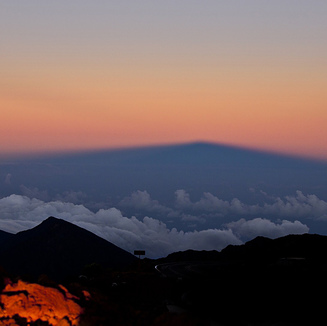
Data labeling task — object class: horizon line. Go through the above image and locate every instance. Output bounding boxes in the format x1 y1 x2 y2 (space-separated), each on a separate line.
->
1 140 327 164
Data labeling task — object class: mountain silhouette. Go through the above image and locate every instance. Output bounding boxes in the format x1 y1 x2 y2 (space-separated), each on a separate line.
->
220 233 327 263
157 233 327 268
0 217 136 280
0 230 13 246
155 234 327 324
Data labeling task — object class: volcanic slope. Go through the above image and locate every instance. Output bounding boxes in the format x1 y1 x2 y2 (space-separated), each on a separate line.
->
0 230 13 245
0 216 136 280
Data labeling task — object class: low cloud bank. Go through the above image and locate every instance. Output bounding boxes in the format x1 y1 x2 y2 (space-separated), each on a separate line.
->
117 189 327 227
0 194 309 257
226 218 309 240
173 189 327 219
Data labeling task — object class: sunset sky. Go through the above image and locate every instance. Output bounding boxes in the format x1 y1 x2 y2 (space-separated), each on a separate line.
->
1 1 327 160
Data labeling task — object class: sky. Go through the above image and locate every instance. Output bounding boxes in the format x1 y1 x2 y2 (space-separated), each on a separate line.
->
1 1 327 160
1 2 327 258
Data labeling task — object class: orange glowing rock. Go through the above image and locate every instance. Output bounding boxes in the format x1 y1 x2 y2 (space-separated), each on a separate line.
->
81 290 91 301
0 280 83 326
0 319 19 326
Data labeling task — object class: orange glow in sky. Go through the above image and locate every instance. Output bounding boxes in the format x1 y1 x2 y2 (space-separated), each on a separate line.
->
1 2 327 160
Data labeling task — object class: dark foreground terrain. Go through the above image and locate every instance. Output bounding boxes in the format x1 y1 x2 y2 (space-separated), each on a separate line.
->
1 218 327 325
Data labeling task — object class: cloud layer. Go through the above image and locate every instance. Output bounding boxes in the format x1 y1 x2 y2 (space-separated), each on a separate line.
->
173 189 327 219
0 194 310 257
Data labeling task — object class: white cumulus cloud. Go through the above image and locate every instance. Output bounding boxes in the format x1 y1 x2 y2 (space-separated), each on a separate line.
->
174 190 327 220
226 218 309 240
119 190 171 214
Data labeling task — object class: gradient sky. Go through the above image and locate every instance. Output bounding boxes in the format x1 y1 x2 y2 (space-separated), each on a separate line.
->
1 1 327 159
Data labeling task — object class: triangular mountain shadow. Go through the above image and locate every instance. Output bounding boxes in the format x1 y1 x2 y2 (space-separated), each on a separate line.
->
0 217 136 280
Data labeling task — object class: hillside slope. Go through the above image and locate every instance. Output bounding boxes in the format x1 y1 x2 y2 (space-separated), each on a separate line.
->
0 216 136 280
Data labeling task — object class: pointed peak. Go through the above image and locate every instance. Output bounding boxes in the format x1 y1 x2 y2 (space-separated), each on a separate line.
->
37 216 72 229
40 216 62 225
44 216 60 222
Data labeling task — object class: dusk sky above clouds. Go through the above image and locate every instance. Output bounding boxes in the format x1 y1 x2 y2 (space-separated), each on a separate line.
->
1 1 327 159
1 2 327 257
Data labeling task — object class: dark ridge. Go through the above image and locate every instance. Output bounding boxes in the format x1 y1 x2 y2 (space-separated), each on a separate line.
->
220 233 327 263
156 233 327 272
0 216 136 280
0 230 14 246
155 249 221 264
154 233 327 324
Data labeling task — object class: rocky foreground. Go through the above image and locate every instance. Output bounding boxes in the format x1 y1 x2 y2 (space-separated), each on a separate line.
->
0 280 83 326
